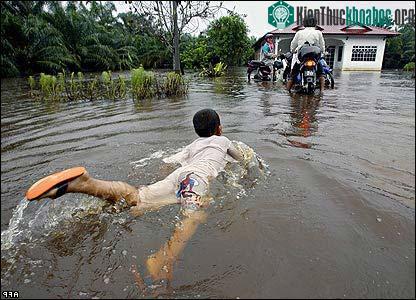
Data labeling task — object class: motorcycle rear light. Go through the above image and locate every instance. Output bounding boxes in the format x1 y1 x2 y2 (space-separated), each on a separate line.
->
305 60 315 67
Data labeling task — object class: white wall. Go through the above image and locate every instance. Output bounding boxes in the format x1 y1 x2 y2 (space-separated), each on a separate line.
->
324 38 345 70
341 36 386 71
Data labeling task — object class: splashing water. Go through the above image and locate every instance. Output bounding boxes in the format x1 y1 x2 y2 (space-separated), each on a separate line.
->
1 195 106 254
130 150 167 168
1 198 29 251
1 195 108 281
210 141 269 201
1 142 266 253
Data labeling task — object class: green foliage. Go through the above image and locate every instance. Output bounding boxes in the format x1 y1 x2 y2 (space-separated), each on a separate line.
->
403 62 415 71
1 1 172 77
28 75 36 97
206 14 253 66
99 71 127 100
2 2 255 77
135 35 171 69
181 14 254 70
200 62 228 77
214 62 227 75
383 23 415 69
28 67 189 101
131 67 157 99
181 35 211 69
86 76 100 100
117 75 127 98
101 71 111 84
163 72 188 97
67 72 82 100
28 76 36 90
39 73 64 101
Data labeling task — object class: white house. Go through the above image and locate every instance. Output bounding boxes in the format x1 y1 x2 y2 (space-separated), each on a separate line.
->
254 23 399 71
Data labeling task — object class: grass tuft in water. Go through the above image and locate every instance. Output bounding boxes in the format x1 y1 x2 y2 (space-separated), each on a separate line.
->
39 73 64 101
131 67 157 99
27 67 188 101
200 62 227 78
163 72 188 97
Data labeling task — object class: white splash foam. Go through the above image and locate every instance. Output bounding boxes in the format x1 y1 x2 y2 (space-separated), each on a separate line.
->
218 141 269 196
130 150 166 168
1 198 29 251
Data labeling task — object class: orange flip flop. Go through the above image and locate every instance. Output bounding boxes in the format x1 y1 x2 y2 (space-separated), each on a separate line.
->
26 167 86 201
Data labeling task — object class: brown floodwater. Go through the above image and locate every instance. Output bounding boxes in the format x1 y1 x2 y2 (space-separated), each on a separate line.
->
1 69 415 299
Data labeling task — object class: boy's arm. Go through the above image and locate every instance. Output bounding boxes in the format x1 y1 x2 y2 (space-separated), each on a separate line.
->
227 144 244 161
163 146 190 165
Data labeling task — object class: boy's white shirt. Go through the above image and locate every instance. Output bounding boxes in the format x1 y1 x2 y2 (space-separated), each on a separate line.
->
163 135 237 183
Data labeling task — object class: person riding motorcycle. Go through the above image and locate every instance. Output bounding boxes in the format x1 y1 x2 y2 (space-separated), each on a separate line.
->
286 16 326 93
262 33 277 70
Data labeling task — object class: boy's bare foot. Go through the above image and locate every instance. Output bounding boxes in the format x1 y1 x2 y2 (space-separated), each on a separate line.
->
146 253 173 281
131 263 172 297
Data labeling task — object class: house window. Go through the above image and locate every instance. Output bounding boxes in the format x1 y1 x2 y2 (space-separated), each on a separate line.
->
325 46 336 68
338 46 343 62
351 46 377 61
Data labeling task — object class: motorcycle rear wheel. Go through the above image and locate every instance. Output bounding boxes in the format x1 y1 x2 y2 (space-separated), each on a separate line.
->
306 82 315 94
328 73 335 88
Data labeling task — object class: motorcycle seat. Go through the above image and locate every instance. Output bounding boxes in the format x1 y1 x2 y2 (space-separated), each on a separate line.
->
249 60 266 66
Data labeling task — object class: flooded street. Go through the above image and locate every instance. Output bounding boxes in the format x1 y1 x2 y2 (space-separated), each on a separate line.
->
1 68 415 298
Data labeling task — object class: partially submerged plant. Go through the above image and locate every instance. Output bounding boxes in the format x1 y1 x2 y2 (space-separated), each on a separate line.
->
131 67 157 99
28 76 36 97
28 67 187 102
101 70 111 84
403 62 415 72
86 76 99 100
101 71 127 100
67 71 82 100
200 62 227 78
56 72 65 99
28 76 36 90
39 73 61 101
117 75 127 98
163 72 188 97
101 70 113 99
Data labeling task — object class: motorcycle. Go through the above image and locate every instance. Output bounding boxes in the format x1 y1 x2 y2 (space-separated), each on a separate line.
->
283 49 335 92
278 52 292 83
247 56 284 82
319 56 335 88
291 44 322 94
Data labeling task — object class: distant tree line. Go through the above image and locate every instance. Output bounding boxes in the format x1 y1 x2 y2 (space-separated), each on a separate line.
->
383 22 415 70
1 1 255 78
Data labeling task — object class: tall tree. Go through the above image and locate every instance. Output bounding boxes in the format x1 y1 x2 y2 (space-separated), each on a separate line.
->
206 14 253 66
127 1 227 72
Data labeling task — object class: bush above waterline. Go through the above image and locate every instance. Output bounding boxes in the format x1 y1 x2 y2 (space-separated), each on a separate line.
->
27 68 189 101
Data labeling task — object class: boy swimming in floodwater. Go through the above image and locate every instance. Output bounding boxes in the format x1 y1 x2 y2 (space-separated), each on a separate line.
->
26 108 244 294
27 108 243 212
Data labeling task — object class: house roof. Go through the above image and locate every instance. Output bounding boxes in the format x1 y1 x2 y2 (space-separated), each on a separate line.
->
271 23 400 36
253 20 400 49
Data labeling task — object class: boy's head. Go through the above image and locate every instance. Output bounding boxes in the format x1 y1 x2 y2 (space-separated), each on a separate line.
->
193 109 222 137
